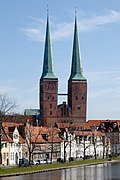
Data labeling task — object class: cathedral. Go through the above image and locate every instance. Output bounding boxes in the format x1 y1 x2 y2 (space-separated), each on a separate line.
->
39 13 87 127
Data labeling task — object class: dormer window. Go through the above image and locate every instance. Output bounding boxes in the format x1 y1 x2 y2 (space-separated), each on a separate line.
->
42 134 48 141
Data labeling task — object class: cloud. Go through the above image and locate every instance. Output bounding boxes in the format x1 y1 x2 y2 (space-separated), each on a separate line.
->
21 28 44 42
87 70 120 99
21 9 120 42
79 10 120 32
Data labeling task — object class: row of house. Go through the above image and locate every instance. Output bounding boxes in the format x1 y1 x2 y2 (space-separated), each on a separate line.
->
2 118 119 166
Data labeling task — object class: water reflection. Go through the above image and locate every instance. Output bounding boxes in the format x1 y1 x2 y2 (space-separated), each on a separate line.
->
1 162 120 180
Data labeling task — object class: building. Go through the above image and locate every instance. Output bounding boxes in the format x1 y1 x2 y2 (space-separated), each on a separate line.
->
24 109 40 126
25 123 62 163
39 13 87 127
1 123 25 166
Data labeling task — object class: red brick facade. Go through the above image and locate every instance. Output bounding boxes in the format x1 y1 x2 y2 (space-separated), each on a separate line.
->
2 115 36 125
39 15 87 127
40 79 58 126
40 79 87 126
68 80 87 123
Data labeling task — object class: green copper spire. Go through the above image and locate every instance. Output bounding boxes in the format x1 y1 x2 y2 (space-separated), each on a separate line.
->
69 15 86 81
41 13 57 79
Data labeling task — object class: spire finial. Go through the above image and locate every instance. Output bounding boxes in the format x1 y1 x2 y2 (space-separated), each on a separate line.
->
75 6 77 16
41 6 57 79
47 4 49 15
69 8 86 81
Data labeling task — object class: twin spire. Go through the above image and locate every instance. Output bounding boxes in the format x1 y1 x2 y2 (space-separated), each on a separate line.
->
41 13 86 81
69 15 86 81
41 13 57 79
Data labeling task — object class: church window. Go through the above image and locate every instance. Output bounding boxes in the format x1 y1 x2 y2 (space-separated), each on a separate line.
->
47 85 49 90
52 86 54 90
81 96 84 100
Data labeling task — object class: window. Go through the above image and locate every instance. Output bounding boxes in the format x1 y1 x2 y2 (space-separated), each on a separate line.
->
50 104 52 108
3 153 6 160
79 136 82 141
84 136 87 141
78 105 80 110
42 134 48 141
19 152 21 158
5 143 7 148
81 96 84 100
52 86 54 90
34 154 36 159
13 152 14 160
10 153 12 160
50 111 52 115
38 153 40 158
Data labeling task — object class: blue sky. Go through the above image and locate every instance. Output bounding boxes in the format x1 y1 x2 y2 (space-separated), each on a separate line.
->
0 0 120 120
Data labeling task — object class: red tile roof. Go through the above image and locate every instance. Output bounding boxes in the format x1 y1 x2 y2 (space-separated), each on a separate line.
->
26 126 62 143
74 130 105 137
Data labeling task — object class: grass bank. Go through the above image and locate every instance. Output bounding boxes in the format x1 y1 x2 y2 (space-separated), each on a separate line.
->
0 157 120 176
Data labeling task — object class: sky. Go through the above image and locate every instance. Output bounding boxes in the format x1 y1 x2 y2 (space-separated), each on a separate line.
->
0 0 120 120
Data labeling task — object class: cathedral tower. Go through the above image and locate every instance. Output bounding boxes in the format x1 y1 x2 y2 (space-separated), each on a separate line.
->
39 13 58 126
68 15 87 123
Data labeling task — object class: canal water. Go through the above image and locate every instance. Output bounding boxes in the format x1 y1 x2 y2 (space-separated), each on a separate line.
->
1 162 120 180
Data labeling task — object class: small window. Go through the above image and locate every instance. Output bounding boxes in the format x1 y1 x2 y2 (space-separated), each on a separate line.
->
81 96 84 100
50 111 52 115
50 104 52 108
52 86 54 90
78 105 80 110
3 153 6 160
5 143 7 148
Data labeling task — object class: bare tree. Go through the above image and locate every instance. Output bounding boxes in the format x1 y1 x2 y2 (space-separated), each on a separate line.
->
62 132 76 162
0 93 17 164
82 136 91 160
92 133 106 159
25 122 42 165
47 126 61 164
101 136 110 158
75 132 91 160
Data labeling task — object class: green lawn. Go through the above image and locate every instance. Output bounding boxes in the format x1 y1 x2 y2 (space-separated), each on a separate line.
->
0 158 120 175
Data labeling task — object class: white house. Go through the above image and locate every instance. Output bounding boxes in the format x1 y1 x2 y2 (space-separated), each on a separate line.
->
9 127 23 166
61 132 76 161
60 130 111 161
